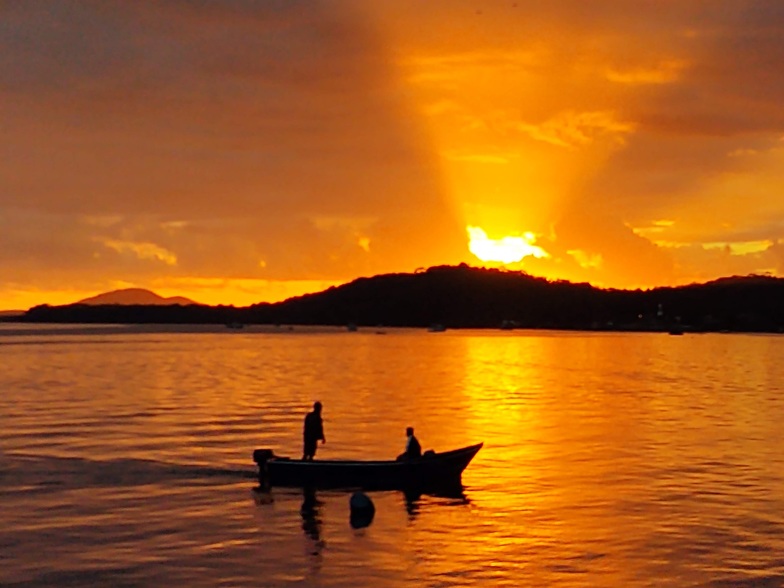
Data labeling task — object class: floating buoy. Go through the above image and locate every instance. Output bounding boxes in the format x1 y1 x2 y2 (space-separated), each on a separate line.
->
349 491 375 528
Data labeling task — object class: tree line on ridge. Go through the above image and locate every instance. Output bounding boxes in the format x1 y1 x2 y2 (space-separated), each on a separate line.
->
13 264 784 333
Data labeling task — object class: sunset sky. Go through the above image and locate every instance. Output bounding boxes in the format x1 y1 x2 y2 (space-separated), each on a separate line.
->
3 1 784 309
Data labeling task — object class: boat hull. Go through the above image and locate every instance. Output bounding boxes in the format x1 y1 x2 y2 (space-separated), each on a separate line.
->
254 443 482 491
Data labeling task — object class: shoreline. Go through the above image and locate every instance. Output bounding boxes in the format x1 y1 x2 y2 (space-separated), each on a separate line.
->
0 321 780 338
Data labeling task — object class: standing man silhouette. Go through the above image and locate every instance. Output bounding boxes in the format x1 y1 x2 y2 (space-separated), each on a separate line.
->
302 401 326 460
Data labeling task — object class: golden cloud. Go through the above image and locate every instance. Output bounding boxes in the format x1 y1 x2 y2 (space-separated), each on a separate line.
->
101 239 178 266
605 59 689 85
515 111 635 149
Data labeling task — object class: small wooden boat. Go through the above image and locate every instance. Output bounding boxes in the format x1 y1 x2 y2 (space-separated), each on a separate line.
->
253 443 482 491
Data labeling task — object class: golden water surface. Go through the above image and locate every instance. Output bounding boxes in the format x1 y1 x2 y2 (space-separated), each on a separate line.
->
1 326 783 586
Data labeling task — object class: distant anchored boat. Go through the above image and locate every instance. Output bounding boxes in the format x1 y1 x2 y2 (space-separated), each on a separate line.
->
253 443 482 491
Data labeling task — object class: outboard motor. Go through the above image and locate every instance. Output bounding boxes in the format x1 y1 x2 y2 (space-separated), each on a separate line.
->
253 449 275 490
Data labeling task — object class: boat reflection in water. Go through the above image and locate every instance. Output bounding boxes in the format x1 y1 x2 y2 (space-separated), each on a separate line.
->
256 481 471 544
404 483 470 519
300 486 326 555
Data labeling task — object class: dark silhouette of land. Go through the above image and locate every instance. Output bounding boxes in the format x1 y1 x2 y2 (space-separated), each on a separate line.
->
8 265 784 333
76 288 198 306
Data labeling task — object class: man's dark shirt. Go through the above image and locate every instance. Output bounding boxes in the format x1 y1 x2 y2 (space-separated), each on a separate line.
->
304 411 324 444
406 435 422 459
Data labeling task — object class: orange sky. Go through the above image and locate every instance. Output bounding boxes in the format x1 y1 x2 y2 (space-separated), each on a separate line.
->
3 1 784 309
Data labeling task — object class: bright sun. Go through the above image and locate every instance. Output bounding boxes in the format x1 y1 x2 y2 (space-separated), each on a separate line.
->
467 226 549 264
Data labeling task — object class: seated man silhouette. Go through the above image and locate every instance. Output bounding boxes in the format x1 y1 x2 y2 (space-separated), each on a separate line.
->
396 426 422 461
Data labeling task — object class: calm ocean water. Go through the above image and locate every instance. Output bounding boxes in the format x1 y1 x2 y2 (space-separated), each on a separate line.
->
1 325 783 587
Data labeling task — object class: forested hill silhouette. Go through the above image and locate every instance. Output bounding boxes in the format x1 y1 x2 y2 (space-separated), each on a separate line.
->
15 265 784 333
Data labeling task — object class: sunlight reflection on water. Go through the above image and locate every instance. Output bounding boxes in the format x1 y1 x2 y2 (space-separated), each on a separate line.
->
1 329 783 586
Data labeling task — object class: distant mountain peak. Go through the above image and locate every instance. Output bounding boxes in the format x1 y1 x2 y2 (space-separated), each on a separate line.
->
77 288 198 306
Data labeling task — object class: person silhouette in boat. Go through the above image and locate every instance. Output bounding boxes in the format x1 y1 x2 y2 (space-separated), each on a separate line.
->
302 401 326 461
397 426 422 461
